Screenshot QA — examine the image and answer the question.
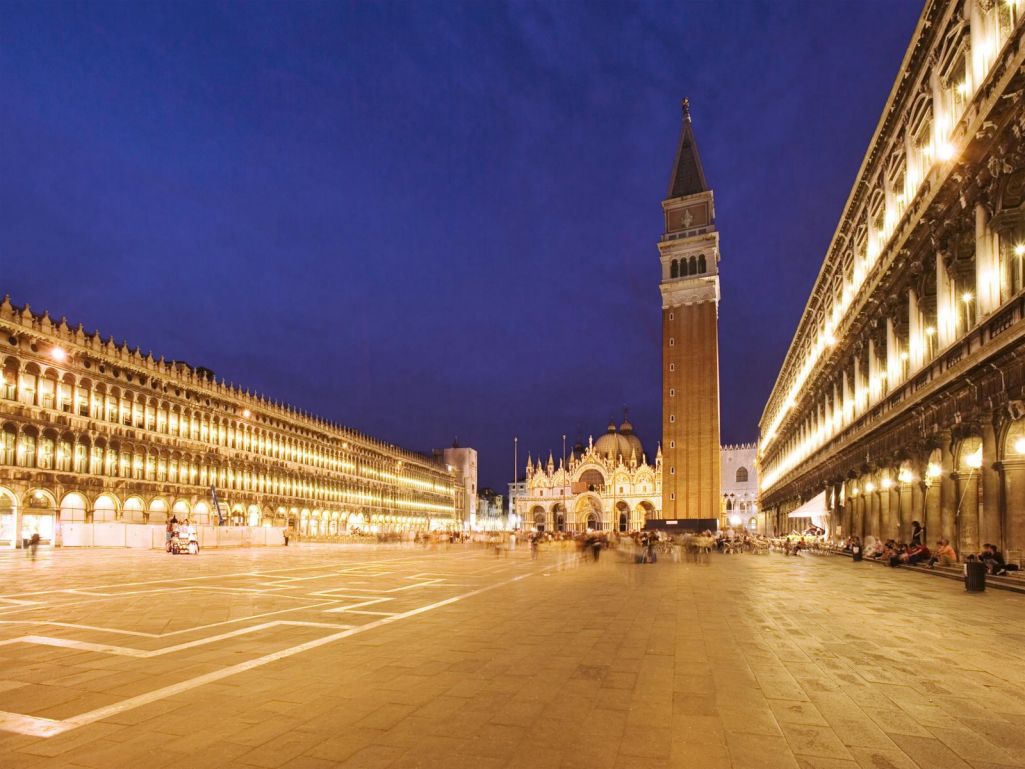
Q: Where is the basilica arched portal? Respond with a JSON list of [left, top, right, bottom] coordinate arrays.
[[574, 493, 604, 532]]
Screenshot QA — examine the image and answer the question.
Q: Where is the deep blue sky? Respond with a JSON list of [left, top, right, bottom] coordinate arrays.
[[1, 1, 923, 490]]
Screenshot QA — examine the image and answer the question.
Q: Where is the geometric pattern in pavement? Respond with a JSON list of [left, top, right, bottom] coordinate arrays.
[[0, 546, 1022, 768]]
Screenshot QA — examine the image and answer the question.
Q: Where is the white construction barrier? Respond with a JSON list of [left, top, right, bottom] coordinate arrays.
[[57, 523, 287, 550]]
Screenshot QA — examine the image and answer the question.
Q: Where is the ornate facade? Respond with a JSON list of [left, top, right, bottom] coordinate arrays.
[[759, 0, 1025, 564], [0, 296, 457, 547], [660, 100, 722, 519], [515, 420, 661, 533], [720, 442, 757, 530]]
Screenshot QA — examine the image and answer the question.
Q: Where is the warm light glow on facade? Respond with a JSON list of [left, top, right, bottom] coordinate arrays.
[[965, 447, 983, 470]]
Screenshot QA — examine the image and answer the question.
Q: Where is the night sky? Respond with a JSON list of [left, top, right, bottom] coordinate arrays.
[[1, 1, 923, 491]]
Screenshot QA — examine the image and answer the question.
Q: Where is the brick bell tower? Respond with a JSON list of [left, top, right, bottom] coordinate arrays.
[[659, 99, 721, 519]]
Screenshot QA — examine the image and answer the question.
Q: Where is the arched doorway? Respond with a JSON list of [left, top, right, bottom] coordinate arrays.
[[574, 494, 603, 532], [59, 493, 87, 524], [192, 501, 211, 526], [148, 499, 169, 525], [637, 501, 656, 529], [615, 501, 630, 533], [93, 493, 119, 523], [171, 499, 191, 521], [23, 489, 56, 546], [0, 487, 15, 547], [123, 496, 146, 524], [531, 506, 545, 532], [552, 503, 566, 532]]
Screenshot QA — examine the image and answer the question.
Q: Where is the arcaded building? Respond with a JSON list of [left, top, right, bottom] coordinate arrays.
[[759, 0, 1025, 561], [0, 296, 457, 547]]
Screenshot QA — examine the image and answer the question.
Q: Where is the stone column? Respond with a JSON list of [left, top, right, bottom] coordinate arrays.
[[873, 481, 881, 541], [923, 479, 941, 546], [1003, 460, 1025, 562], [841, 480, 854, 539], [910, 470, 925, 536], [981, 417, 1003, 548], [939, 433, 956, 542], [832, 481, 840, 541], [956, 469, 981, 557], [852, 484, 863, 539], [898, 481, 913, 543], [879, 480, 892, 541], [868, 482, 881, 540]]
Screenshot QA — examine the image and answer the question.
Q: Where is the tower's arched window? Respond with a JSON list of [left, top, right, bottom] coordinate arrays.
[[698, 254, 707, 273], [688, 256, 697, 275], [736, 466, 748, 483], [670, 260, 679, 279]]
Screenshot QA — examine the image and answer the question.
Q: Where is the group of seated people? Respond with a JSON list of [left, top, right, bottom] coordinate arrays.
[[972, 543, 1019, 576], [842, 530, 1018, 575]]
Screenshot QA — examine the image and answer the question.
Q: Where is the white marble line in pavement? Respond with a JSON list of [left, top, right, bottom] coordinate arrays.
[[0, 600, 342, 638], [0, 550, 478, 602], [0, 620, 355, 658], [0, 571, 535, 738]]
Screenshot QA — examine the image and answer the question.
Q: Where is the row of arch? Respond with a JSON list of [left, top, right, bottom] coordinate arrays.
[[527, 498, 657, 533], [776, 421, 1025, 558], [0, 420, 452, 515], [670, 254, 707, 279], [0, 486, 445, 546]]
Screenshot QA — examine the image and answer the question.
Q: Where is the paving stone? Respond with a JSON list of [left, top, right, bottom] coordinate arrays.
[[0, 546, 1022, 768]]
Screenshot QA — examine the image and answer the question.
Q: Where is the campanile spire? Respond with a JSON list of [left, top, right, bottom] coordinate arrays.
[[668, 97, 709, 199], [658, 100, 722, 520]]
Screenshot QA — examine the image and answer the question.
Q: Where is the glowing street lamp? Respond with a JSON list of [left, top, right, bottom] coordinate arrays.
[[50, 346, 67, 363]]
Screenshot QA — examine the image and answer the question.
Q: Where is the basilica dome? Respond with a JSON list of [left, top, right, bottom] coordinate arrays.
[[594, 419, 645, 463], [619, 419, 645, 459]]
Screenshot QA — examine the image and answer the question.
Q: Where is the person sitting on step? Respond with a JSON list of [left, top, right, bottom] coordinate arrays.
[[928, 539, 957, 568]]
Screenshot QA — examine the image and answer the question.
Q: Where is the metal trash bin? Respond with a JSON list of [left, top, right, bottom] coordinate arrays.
[[852, 545, 863, 562], [964, 560, 987, 592]]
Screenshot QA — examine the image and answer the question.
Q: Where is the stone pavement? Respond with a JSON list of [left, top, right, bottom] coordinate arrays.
[[0, 544, 1022, 768]]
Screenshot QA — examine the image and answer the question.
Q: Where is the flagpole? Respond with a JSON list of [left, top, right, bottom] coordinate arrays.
[[513, 436, 518, 530]]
